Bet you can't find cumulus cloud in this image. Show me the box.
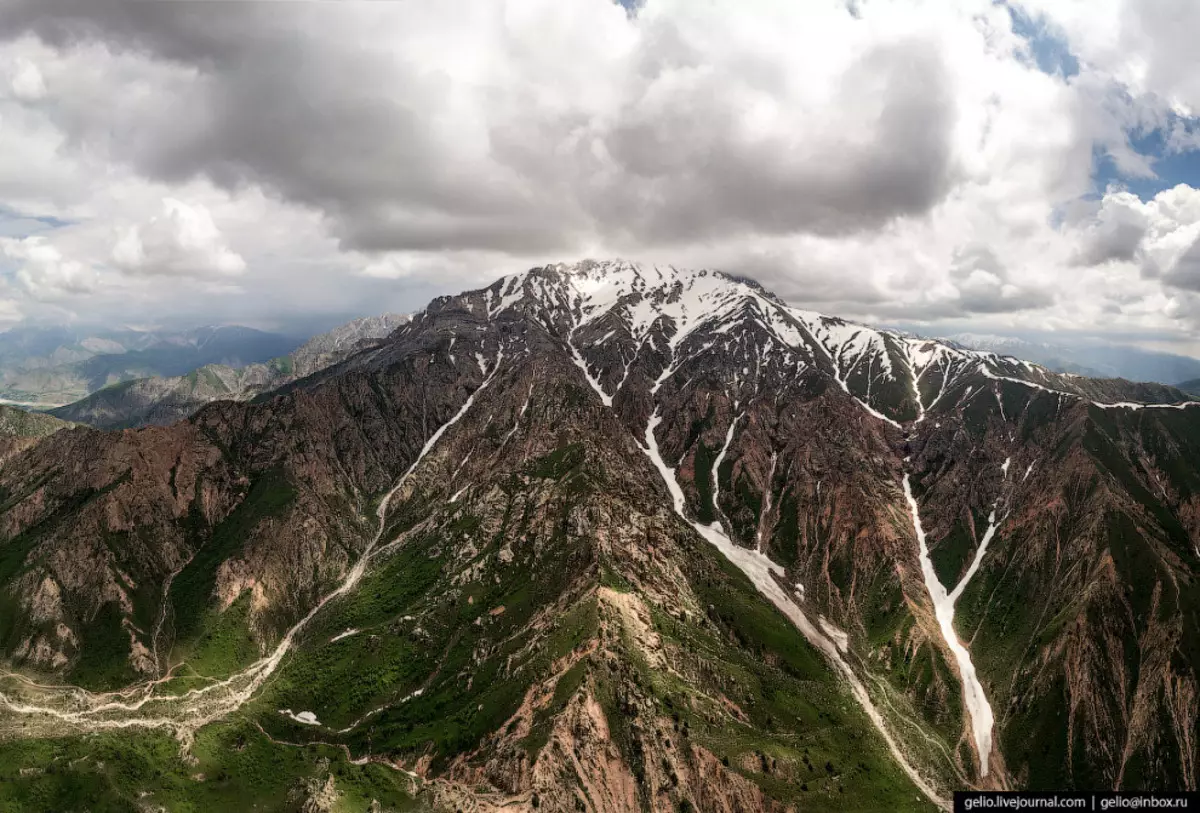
[1071,185,1200,286]
[1164,238,1200,292]
[111,197,245,278]
[950,245,1055,314]
[1,235,96,298]
[0,0,964,254]
[0,0,1196,355]
[7,55,43,99]
[1072,190,1152,266]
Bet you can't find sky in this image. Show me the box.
[2,0,1200,357]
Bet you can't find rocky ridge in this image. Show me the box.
[0,260,1196,810]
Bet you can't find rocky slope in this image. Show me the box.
[50,314,409,429]
[0,260,1196,811]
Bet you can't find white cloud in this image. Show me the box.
[1017,0,1200,116]
[0,298,21,326]
[112,198,246,278]
[1,235,96,298]
[0,0,1195,357]
[7,55,43,99]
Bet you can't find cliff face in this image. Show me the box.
[0,261,1197,809]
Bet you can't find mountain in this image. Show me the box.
[50,314,410,429]
[1180,379,1200,396]
[949,332,1200,385]
[0,260,1197,811]
[0,324,301,406]
[0,403,72,466]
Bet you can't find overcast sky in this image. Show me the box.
[2,0,1200,354]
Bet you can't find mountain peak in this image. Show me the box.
[3,258,1200,807]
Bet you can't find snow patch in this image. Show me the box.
[818,616,850,653]
[902,475,995,777]
[640,412,947,809]
[709,414,742,535]
[279,709,321,726]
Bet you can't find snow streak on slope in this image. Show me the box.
[979,366,1200,410]
[640,411,949,809]
[791,309,894,382]
[568,330,612,407]
[903,475,996,777]
[710,413,742,536]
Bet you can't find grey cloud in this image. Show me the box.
[0,1,252,67]
[951,244,1054,314]
[1,2,579,255]
[0,2,958,261]
[592,39,956,243]
[712,248,889,306]
[1073,206,1149,266]
[952,245,1005,277]
[957,286,1053,314]
[1164,237,1200,292]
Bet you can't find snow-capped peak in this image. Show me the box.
[458,260,1194,422]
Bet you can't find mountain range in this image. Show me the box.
[49,314,410,429]
[0,324,302,406]
[0,260,1196,812]
[946,332,1200,388]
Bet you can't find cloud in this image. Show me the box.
[0,1,961,256]
[0,0,1195,357]
[1072,190,1151,266]
[1071,184,1200,289]
[112,197,245,278]
[7,55,43,99]
[1018,0,1200,116]
[950,245,1055,314]
[1164,237,1200,292]
[1,235,96,298]
[0,298,21,326]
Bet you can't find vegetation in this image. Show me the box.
[168,470,295,648]
[67,602,135,691]
[0,724,420,812]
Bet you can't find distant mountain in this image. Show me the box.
[948,332,1200,384]
[0,325,301,405]
[51,314,409,429]
[1,261,1197,810]
[1180,378,1200,396]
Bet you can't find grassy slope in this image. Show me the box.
[0,403,937,812]
[0,724,420,813]
[0,405,73,439]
